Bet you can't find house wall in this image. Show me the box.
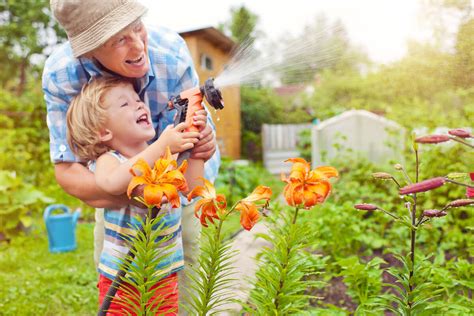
[181,34,241,159]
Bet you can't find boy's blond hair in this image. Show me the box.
[67,77,134,161]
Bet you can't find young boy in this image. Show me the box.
[67,76,206,314]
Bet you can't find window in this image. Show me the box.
[200,54,213,71]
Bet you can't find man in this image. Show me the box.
[43,0,219,307]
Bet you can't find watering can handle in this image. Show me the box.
[72,208,81,227]
[43,204,70,222]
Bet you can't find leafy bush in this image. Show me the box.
[0,86,93,225]
[0,170,52,239]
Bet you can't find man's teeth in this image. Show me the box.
[127,56,143,64]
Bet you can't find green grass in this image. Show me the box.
[0,222,98,315]
[0,215,244,316]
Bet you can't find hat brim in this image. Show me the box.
[70,2,147,57]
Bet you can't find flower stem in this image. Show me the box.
[378,208,400,220]
[445,178,474,188]
[449,136,474,148]
[408,148,419,310]
[415,215,425,227]
[198,213,227,316]
[274,207,299,311]
[390,177,402,188]
[292,207,300,225]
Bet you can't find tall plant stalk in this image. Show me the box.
[245,158,338,314]
[355,130,474,314]
[408,145,419,301]
[274,207,299,311]
[186,211,235,315]
[185,180,272,315]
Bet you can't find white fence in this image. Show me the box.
[261,110,405,174]
[311,109,405,166]
[262,123,312,174]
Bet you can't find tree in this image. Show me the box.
[0,0,65,95]
[278,14,367,85]
[219,5,260,46]
[453,18,474,87]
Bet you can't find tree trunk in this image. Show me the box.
[17,58,27,96]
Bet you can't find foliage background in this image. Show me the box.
[0,0,473,314]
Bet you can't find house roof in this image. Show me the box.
[273,84,306,97]
[179,27,236,53]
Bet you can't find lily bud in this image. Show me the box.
[394,164,403,170]
[399,177,446,195]
[354,203,378,211]
[372,172,393,180]
[423,209,447,218]
[447,199,474,208]
[415,135,450,144]
[448,129,472,138]
[446,172,468,180]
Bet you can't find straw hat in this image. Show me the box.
[51,0,148,57]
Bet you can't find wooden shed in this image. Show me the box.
[180,27,241,159]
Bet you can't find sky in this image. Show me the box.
[141,0,431,64]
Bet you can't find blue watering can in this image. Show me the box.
[44,204,80,253]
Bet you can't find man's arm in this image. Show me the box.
[55,162,129,208]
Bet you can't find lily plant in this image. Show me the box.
[184,178,272,315]
[245,157,338,314]
[355,129,473,315]
[100,148,188,315]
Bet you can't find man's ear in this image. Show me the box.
[98,128,113,142]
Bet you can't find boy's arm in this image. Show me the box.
[94,154,129,196]
[184,159,205,192]
[94,124,199,195]
[55,162,130,208]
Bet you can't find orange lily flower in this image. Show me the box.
[127,147,188,208]
[235,186,272,231]
[187,178,227,227]
[281,158,338,209]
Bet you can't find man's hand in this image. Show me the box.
[190,123,216,161]
[55,162,129,209]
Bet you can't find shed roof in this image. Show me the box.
[179,27,236,53]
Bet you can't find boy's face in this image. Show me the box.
[91,20,149,78]
[102,83,155,144]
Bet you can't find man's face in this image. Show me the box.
[91,20,149,78]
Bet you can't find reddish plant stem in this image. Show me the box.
[408,148,419,308]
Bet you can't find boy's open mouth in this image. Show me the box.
[136,113,149,125]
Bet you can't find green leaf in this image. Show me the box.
[19,214,32,228]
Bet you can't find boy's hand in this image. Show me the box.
[192,109,207,132]
[161,122,200,154]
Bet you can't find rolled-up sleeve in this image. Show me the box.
[42,65,79,163]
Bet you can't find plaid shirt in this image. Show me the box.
[42,25,220,182]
